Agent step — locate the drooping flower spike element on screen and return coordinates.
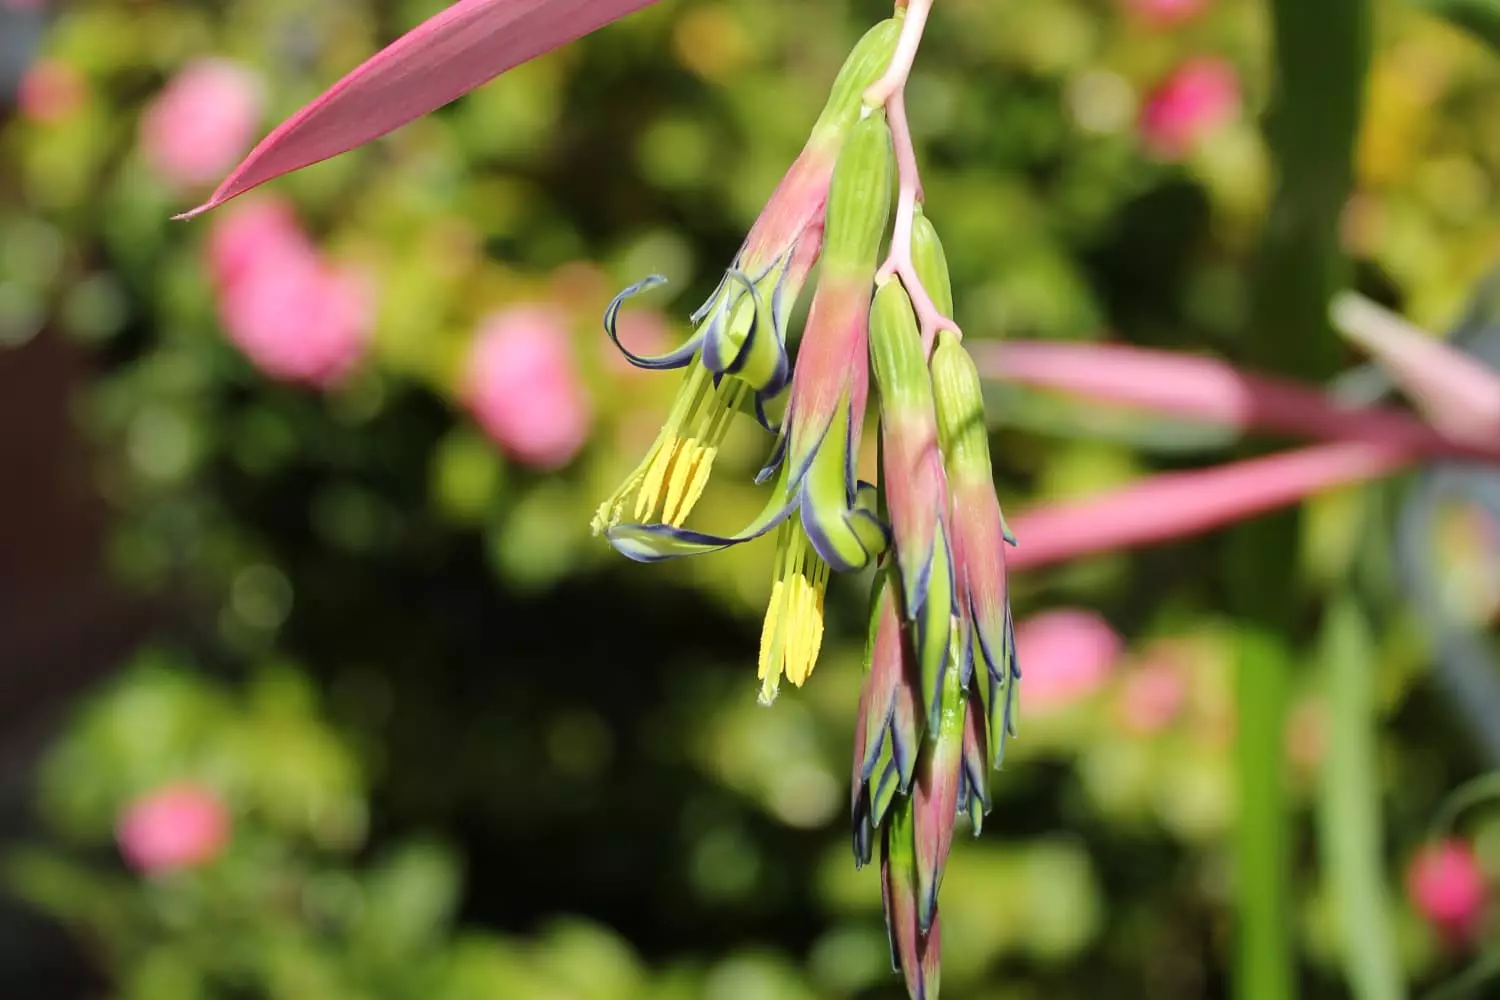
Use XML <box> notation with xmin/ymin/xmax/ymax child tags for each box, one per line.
<box><xmin>843</xmin><ymin>201</ymin><xmax>1028</xmax><ymax>999</ymax></box>
<box><xmin>590</xmin><ymin>17</ymin><xmax>903</xmax><ymax>534</ymax></box>
<box><xmin>609</xmin><ymin>109</ymin><xmax>897</xmax><ymax>701</ymax></box>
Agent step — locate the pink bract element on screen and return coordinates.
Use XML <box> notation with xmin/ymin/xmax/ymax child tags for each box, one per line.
<box><xmin>181</xmin><ymin>0</ymin><xmax>659</xmax><ymax>217</ymax></box>
<box><xmin>117</xmin><ymin>783</ymin><xmax>230</xmax><ymax>873</ymax></box>
<box><xmin>141</xmin><ymin>59</ymin><xmax>264</xmax><ymax>189</ymax></box>
<box><xmin>466</xmin><ymin>305</ymin><xmax>592</xmax><ymax>470</ymax></box>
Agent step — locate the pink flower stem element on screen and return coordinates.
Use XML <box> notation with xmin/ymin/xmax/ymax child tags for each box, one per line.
<box><xmin>866</xmin><ymin>0</ymin><xmax>960</xmax><ymax>354</ymax></box>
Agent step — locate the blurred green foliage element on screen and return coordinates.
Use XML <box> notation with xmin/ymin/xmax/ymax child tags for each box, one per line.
<box><xmin>4</xmin><ymin>0</ymin><xmax>1500</xmax><ymax>997</ymax></box>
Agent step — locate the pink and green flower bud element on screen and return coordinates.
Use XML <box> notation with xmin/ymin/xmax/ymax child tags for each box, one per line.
<box><xmin>852</xmin><ymin>566</ymin><xmax>924</xmax><ymax>866</ymax></box>
<box><xmin>603</xmin><ymin>114</ymin><xmax>894</xmax><ymax>697</ymax></box>
<box><xmin>882</xmin><ymin>795</ymin><xmax>942</xmax><ymax>1000</ymax></box>
<box><xmin>810</xmin><ymin>16</ymin><xmax>905</xmax><ymax>143</ymax></box>
<box><xmin>913</xmin><ymin>657</ymin><xmax>965</xmax><ymax>934</ymax></box>
<box><xmin>871</xmin><ymin>279</ymin><xmax>957</xmax><ymax>731</ymax></box>
<box><xmin>593</xmin><ymin>22</ymin><xmax>899</xmax><ymax>537</ymax></box>
<box><xmin>820</xmin><ymin>111</ymin><xmax>895</xmax><ymax>281</ymax></box>
<box><xmin>932</xmin><ymin>329</ymin><xmax>1020</xmax><ymax>768</ymax></box>
<box><xmin>753</xmin><ymin>103</ymin><xmax>890</xmax><ymax>486</ymax></box>
<box><xmin>661</xmin><ymin>15</ymin><xmax>902</xmax><ymax>407</ymax></box>
<box><xmin>910</xmin><ymin>207</ymin><xmax>954</xmax><ymax>320</ymax></box>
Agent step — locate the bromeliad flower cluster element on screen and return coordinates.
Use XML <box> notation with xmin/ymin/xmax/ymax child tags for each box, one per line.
<box><xmin>178</xmin><ymin>0</ymin><xmax>1500</xmax><ymax>997</ymax></box>
<box><xmin>588</xmin><ymin>15</ymin><xmax>1017</xmax><ymax>988</ymax></box>
<box><xmin>591</xmin><ymin>21</ymin><xmax>1014</xmax><ymax>987</ymax></box>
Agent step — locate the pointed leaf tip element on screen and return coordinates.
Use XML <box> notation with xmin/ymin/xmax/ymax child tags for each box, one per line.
<box><xmin>1331</xmin><ymin>291</ymin><xmax>1500</xmax><ymax>449</ymax></box>
<box><xmin>182</xmin><ymin>0</ymin><xmax>659</xmax><ymax>215</ymax></box>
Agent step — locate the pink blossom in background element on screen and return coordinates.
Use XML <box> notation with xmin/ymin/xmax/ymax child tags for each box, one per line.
<box><xmin>1015</xmin><ymin>610</ymin><xmax>1123</xmax><ymax>714</ymax></box>
<box><xmin>219</xmin><ymin>260</ymin><xmax>372</xmax><ymax>387</ymax></box>
<box><xmin>1116</xmin><ymin>654</ymin><xmax>1187</xmax><ymax>735</ymax></box>
<box><xmin>206</xmin><ymin>199</ymin><xmax>371</xmax><ymax>388</ymax></box>
<box><xmin>16</xmin><ymin>59</ymin><xmax>86</xmax><ymax>125</ymax></box>
<box><xmin>141</xmin><ymin>60</ymin><xmax>264</xmax><ymax>189</ymax></box>
<box><xmin>1407</xmin><ymin>840</ymin><xmax>1488</xmax><ymax>943</ymax></box>
<box><xmin>206</xmin><ymin>196</ymin><xmax>314</xmax><ymax>287</ymax></box>
<box><xmin>117</xmin><ymin>784</ymin><xmax>229</xmax><ymax>873</ymax></box>
<box><xmin>467</xmin><ymin>306</ymin><xmax>592</xmax><ymax>470</ymax></box>
<box><xmin>1139</xmin><ymin>56</ymin><xmax>1241</xmax><ymax>160</ymax></box>
<box><xmin>1123</xmin><ymin>0</ymin><xmax>1208</xmax><ymax>27</ymax></box>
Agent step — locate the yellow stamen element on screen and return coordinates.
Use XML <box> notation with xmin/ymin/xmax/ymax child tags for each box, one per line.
<box><xmin>634</xmin><ymin>429</ymin><xmax>679</xmax><ymax>522</ymax></box>
<box><xmin>673</xmin><ymin>446</ymin><xmax>718</xmax><ymax>526</ymax></box>
<box><xmin>759</xmin><ymin>582</ymin><xmax>786</xmax><ymax>677</ymax></box>
<box><xmin>597</xmin><ymin>361</ymin><xmax>757</xmax><ymax>532</ymax></box>
<box><xmin>787</xmin><ymin>558</ymin><xmax>828</xmax><ymax>688</ymax></box>
<box><xmin>757</xmin><ymin>520</ymin><xmax>829</xmax><ymax>702</ymax></box>
<box><xmin>658</xmin><ymin>439</ymin><xmax>699</xmax><ymax>526</ymax></box>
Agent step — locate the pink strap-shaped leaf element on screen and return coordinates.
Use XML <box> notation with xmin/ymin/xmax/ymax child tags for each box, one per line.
<box><xmin>1008</xmin><ymin>440</ymin><xmax>1417</xmax><ymax>571</ymax></box>
<box><xmin>179</xmin><ymin>0</ymin><xmax>657</xmax><ymax>218</ymax></box>
<box><xmin>973</xmin><ymin>340</ymin><xmax>1500</xmax><ymax>462</ymax></box>
<box><xmin>1331</xmin><ymin>292</ymin><xmax>1500</xmax><ymax>450</ymax></box>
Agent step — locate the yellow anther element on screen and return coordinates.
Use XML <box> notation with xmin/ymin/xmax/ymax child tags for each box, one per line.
<box><xmin>634</xmin><ymin>430</ymin><xmax>679</xmax><ymax>522</ymax></box>
<box><xmin>663</xmin><ymin>441</ymin><xmax>705</xmax><ymax>527</ymax></box>
<box><xmin>669</xmin><ymin>446</ymin><xmax>718</xmax><ymax>527</ymax></box>
<box><xmin>757</xmin><ymin>522</ymin><xmax>829</xmax><ymax>700</ymax></box>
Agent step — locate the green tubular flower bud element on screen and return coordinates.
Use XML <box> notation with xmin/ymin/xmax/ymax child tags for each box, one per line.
<box><xmin>822</xmin><ymin>112</ymin><xmax>894</xmax><ymax>276</ymax></box>
<box><xmin>911</xmin><ymin>208</ymin><xmax>955</xmax><ymax>319</ymax></box>
<box><xmin>811</xmin><ymin>16</ymin><xmax>904</xmax><ymax>140</ymax></box>
<box><xmin>870</xmin><ymin>279</ymin><xmax>935</xmax><ymax>412</ymax></box>
<box><xmin>930</xmin><ymin>331</ymin><xmax>994</xmax><ymax>484</ymax></box>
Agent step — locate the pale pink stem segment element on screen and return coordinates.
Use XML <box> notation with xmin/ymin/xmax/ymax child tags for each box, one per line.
<box><xmin>876</xmin><ymin>91</ymin><xmax>958</xmax><ymax>352</ymax></box>
<box><xmin>1331</xmin><ymin>292</ymin><xmax>1500</xmax><ymax>450</ymax></box>
<box><xmin>178</xmin><ymin>0</ymin><xmax>658</xmax><ymax>218</ymax></box>
<box><xmin>866</xmin><ymin>0</ymin><xmax>959</xmax><ymax>353</ymax></box>
<box><xmin>866</xmin><ymin>0</ymin><xmax>931</xmax><ymax>106</ymax></box>
<box><xmin>1007</xmin><ymin>441</ymin><xmax>1417</xmax><ymax>571</ymax></box>
<box><xmin>973</xmin><ymin>340</ymin><xmax>1500</xmax><ymax>462</ymax></box>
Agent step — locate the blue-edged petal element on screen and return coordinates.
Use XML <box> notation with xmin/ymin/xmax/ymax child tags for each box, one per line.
<box><xmin>961</xmin><ymin>684</ymin><xmax>990</xmax><ymax>832</ymax></box>
<box><xmin>603</xmin><ymin>276</ymin><xmax>705</xmax><ymax>371</ymax></box>
<box><xmin>606</xmin><ymin>489</ymin><xmax>795</xmax><ymax>563</ymax></box>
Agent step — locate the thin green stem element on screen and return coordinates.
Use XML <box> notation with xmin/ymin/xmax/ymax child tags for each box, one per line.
<box><xmin>1232</xmin><ymin>2</ymin><xmax>1371</xmax><ymax>999</ymax></box>
<box><xmin>1319</xmin><ymin>597</ymin><xmax>1405</xmax><ymax>1000</ymax></box>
